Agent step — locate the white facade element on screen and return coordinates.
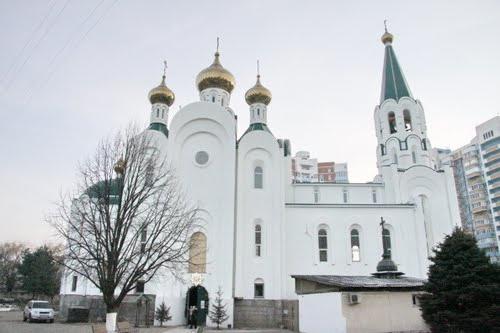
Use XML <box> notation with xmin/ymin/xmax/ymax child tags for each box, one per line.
<box><xmin>61</xmin><ymin>32</ymin><xmax>460</xmax><ymax>328</ymax></box>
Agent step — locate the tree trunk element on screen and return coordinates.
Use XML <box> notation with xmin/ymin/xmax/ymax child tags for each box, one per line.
<box><xmin>105</xmin><ymin>303</ymin><xmax>119</xmax><ymax>333</ymax></box>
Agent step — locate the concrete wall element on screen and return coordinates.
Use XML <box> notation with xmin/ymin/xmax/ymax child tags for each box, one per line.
<box><xmin>341</xmin><ymin>291</ymin><xmax>428</xmax><ymax>333</ymax></box>
<box><xmin>298</xmin><ymin>292</ymin><xmax>346</xmax><ymax>333</ymax></box>
<box><xmin>59</xmin><ymin>294</ymin><xmax>155</xmax><ymax>325</ymax></box>
<box><xmin>233</xmin><ymin>299</ymin><xmax>298</xmax><ymax>331</ymax></box>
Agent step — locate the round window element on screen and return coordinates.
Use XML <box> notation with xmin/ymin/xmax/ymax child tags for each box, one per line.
<box><xmin>195</xmin><ymin>151</ymin><xmax>209</xmax><ymax>165</ymax></box>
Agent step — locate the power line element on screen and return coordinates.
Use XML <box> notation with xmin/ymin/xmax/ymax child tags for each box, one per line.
<box><xmin>24</xmin><ymin>0</ymin><xmax>120</xmax><ymax>104</ymax></box>
<box><xmin>2</xmin><ymin>0</ymin><xmax>72</xmax><ymax>94</ymax></box>
<box><xmin>0</xmin><ymin>0</ymin><xmax>58</xmax><ymax>86</ymax></box>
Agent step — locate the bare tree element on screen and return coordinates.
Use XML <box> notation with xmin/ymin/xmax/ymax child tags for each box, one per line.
<box><xmin>48</xmin><ymin>125</ymin><xmax>197</xmax><ymax>316</ymax></box>
<box><xmin>0</xmin><ymin>242</ymin><xmax>26</xmax><ymax>293</ymax></box>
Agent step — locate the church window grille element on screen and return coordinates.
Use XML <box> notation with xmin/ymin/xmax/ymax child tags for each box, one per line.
<box><xmin>313</xmin><ymin>186</ymin><xmax>320</xmax><ymax>203</ymax></box>
<box><xmin>351</xmin><ymin>229</ymin><xmax>360</xmax><ymax>262</ymax></box>
<box><xmin>255</xmin><ymin>224</ymin><xmax>262</xmax><ymax>257</ymax></box>
<box><xmin>343</xmin><ymin>189</ymin><xmax>349</xmax><ymax>203</ymax></box>
<box><xmin>388</xmin><ymin>112</ymin><xmax>397</xmax><ymax>134</ymax></box>
<box><xmin>189</xmin><ymin>232</ymin><xmax>207</xmax><ymax>273</ymax></box>
<box><xmin>254</xmin><ymin>166</ymin><xmax>263</xmax><ymax>189</ymax></box>
<box><xmin>254</xmin><ymin>279</ymin><xmax>264</xmax><ymax>298</ymax></box>
<box><xmin>403</xmin><ymin>110</ymin><xmax>412</xmax><ymax>131</ymax></box>
<box><xmin>318</xmin><ymin>229</ymin><xmax>328</xmax><ymax>262</ymax></box>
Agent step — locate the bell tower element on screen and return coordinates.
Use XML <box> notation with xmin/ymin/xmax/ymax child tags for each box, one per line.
<box><xmin>374</xmin><ymin>26</ymin><xmax>433</xmax><ymax>173</ymax></box>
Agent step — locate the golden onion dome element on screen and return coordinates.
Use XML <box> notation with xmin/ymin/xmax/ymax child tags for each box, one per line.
<box><xmin>148</xmin><ymin>75</ymin><xmax>175</xmax><ymax>106</ymax></box>
<box><xmin>381</xmin><ymin>31</ymin><xmax>393</xmax><ymax>45</ymax></box>
<box><xmin>245</xmin><ymin>75</ymin><xmax>272</xmax><ymax>105</ymax></box>
<box><xmin>196</xmin><ymin>52</ymin><xmax>235</xmax><ymax>93</ymax></box>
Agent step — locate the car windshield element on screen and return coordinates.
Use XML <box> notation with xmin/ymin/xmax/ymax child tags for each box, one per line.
<box><xmin>32</xmin><ymin>302</ymin><xmax>51</xmax><ymax>309</ymax></box>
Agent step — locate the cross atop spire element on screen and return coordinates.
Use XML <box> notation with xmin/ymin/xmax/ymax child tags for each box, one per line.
<box><xmin>216</xmin><ymin>37</ymin><xmax>220</xmax><ymax>54</ymax></box>
<box><xmin>384</xmin><ymin>19</ymin><xmax>388</xmax><ymax>33</ymax></box>
<box><xmin>163</xmin><ymin>60</ymin><xmax>167</xmax><ymax>78</ymax></box>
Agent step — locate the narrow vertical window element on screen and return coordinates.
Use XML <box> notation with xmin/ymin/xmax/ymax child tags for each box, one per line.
<box><xmin>318</xmin><ymin>229</ymin><xmax>328</xmax><ymax>262</ymax></box>
<box><xmin>156</xmin><ymin>109</ymin><xmax>160</xmax><ymax>117</ymax></box>
<box><xmin>351</xmin><ymin>229</ymin><xmax>360</xmax><ymax>262</ymax></box>
<box><xmin>140</xmin><ymin>226</ymin><xmax>147</xmax><ymax>253</ymax></box>
<box><xmin>412</xmin><ymin>150</ymin><xmax>417</xmax><ymax>164</ymax></box>
<box><xmin>212</xmin><ymin>96</ymin><xmax>215</xmax><ymax>103</ymax></box>
<box><xmin>393</xmin><ymin>151</ymin><xmax>398</xmax><ymax>164</ymax></box>
<box><xmin>313</xmin><ymin>186</ymin><xmax>320</xmax><ymax>203</ymax></box>
<box><xmin>71</xmin><ymin>275</ymin><xmax>78</xmax><ymax>292</ymax></box>
<box><xmin>388</xmin><ymin>112</ymin><xmax>397</xmax><ymax>134</ymax></box>
<box><xmin>255</xmin><ymin>224</ymin><xmax>262</xmax><ymax>257</ymax></box>
<box><xmin>343</xmin><ymin>189</ymin><xmax>348</xmax><ymax>203</ymax></box>
<box><xmin>403</xmin><ymin>110</ymin><xmax>412</xmax><ymax>131</ymax></box>
<box><xmin>383</xmin><ymin>229</ymin><xmax>392</xmax><ymax>257</ymax></box>
<box><xmin>221</xmin><ymin>97</ymin><xmax>224</xmax><ymax>106</ymax></box>
<box><xmin>254</xmin><ymin>166</ymin><xmax>263</xmax><ymax>189</ymax></box>
<box><xmin>372</xmin><ymin>189</ymin><xmax>377</xmax><ymax>203</ymax></box>
<box><xmin>254</xmin><ymin>279</ymin><xmax>264</xmax><ymax>298</ymax></box>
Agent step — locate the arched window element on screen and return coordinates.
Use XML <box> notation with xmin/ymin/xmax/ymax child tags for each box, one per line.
<box><xmin>255</xmin><ymin>224</ymin><xmax>262</xmax><ymax>257</ymax></box>
<box><xmin>382</xmin><ymin>229</ymin><xmax>392</xmax><ymax>258</ymax></box>
<box><xmin>254</xmin><ymin>278</ymin><xmax>264</xmax><ymax>298</ymax></box>
<box><xmin>351</xmin><ymin>229</ymin><xmax>360</xmax><ymax>262</ymax></box>
<box><xmin>188</xmin><ymin>232</ymin><xmax>207</xmax><ymax>273</ymax></box>
<box><xmin>212</xmin><ymin>96</ymin><xmax>216</xmax><ymax>103</ymax></box>
<box><xmin>403</xmin><ymin>110</ymin><xmax>412</xmax><ymax>131</ymax></box>
<box><xmin>156</xmin><ymin>109</ymin><xmax>160</xmax><ymax>117</ymax></box>
<box><xmin>161</xmin><ymin>109</ymin><xmax>164</xmax><ymax>118</ymax></box>
<box><xmin>254</xmin><ymin>166</ymin><xmax>263</xmax><ymax>189</ymax></box>
<box><xmin>388</xmin><ymin>112</ymin><xmax>397</xmax><ymax>134</ymax></box>
<box><xmin>318</xmin><ymin>229</ymin><xmax>328</xmax><ymax>262</ymax></box>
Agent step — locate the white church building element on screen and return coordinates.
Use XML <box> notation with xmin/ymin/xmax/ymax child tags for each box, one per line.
<box><xmin>60</xmin><ymin>29</ymin><xmax>460</xmax><ymax>329</ymax></box>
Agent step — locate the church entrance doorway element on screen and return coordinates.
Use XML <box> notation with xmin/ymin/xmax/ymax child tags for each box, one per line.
<box><xmin>186</xmin><ymin>285</ymin><xmax>209</xmax><ymax>327</ymax></box>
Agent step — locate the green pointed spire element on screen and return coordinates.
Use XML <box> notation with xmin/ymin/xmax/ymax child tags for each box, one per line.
<box><xmin>380</xmin><ymin>30</ymin><xmax>413</xmax><ymax>104</ymax></box>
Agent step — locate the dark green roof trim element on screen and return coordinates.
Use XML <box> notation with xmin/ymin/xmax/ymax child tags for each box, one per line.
<box><xmin>239</xmin><ymin>122</ymin><xmax>273</xmax><ymax>141</ymax></box>
<box><xmin>380</xmin><ymin>45</ymin><xmax>413</xmax><ymax>103</ymax></box>
<box><xmin>148</xmin><ymin>122</ymin><xmax>169</xmax><ymax>137</ymax></box>
<box><xmin>85</xmin><ymin>179</ymin><xmax>122</xmax><ymax>204</ymax></box>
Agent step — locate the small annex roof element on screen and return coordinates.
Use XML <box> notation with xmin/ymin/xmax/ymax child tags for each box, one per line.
<box><xmin>292</xmin><ymin>275</ymin><xmax>425</xmax><ymax>293</ymax></box>
<box><xmin>380</xmin><ymin>35</ymin><xmax>413</xmax><ymax>104</ymax></box>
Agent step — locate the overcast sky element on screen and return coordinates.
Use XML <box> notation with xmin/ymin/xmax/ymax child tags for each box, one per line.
<box><xmin>1</xmin><ymin>0</ymin><xmax>500</xmax><ymax>245</ymax></box>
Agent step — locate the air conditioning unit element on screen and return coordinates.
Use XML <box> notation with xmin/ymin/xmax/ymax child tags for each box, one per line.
<box><xmin>348</xmin><ymin>293</ymin><xmax>361</xmax><ymax>305</ymax></box>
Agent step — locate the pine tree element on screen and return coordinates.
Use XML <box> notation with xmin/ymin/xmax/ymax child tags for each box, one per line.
<box><xmin>420</xmin><ymin>228</ymin><xmax>500</xmax><ymax>333</ymax></box>
<box><xmin>208</xmin><ymin>286</ymin><xmax>229</xmax><ymax>329</ymax></box>
<box><xmin>155</xmin><ymin>301</ymin><xmax>171</xmax><ymax>327</ymax></box>
<box><xmin>18</xmin><ymin>246</ymin><xmax>59</xmax><ymax>298</ymax></box>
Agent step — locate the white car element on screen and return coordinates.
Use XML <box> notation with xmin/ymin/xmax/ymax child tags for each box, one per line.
<box><xmin>23</xmin><ymin>300</ymin><xmax>55</xmax><ymax>323</ymax></box>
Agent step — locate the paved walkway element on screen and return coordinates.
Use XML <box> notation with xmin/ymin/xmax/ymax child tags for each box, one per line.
<box><xmin>0</xmin><ymin>311</ymin><xmax>294</xmax><ymax>333</ymax></box>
